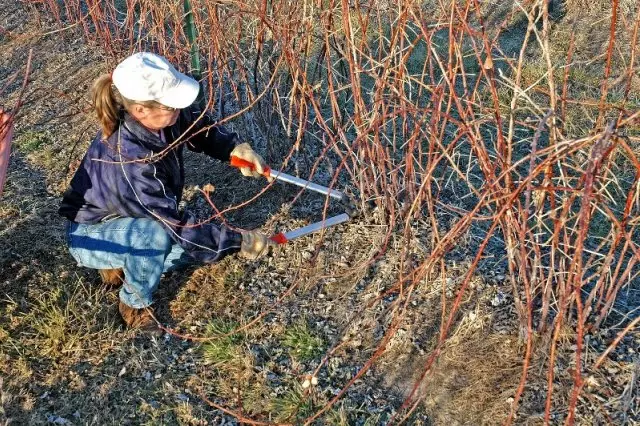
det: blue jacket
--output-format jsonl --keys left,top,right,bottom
{"left": 59, "top": 107, "right": 243, "bottom": 263}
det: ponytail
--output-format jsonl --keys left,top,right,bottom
{"left": 92, "top": 74, "right": 120, "bottom": 139}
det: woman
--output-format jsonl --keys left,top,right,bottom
{"left": 59, "top": 52, "right": 272, "bottom": 332}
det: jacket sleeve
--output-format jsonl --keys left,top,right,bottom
{"left": 119, "top": 158, "right": 243, "bottom": 263}
{"left": 182, "top": 106, "right": 238, "bottom": 161}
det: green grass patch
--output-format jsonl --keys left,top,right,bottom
{"left": 269, "top": 385, "right": 314, "bottom": 423}
{"left": 281, "top": 320, "right": 324, "bottom": 362}
{"left": 12, "top": 130, "right": 65, "bottom": 180}
{"left": 14, "top": 131, "right": 51, "bottom": 154}
{"left": 201, "top": 319, "right": 251, "bottom": 373}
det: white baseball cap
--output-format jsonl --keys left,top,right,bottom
{"left": 112, "top": 52, "right": 199, "bottom": 109}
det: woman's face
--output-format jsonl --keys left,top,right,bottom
{"left": 131, "top": 104, "right": 180, "bottom": 132}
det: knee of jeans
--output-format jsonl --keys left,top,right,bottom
{"left": 133, "top": 219, "right": 173, "bottom": 251}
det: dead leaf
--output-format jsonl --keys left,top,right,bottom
{"left": 483, "top": 55, "right": 494, "bottom": 70}
{"left": 584, "top": 375, "right": 599, "bottom": 388}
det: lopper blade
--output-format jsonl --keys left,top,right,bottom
{"left": 230, "top": 156, "right": 346, "bottom": 200}
{"left": 270, "top": 213, "right": 350, "bottom": 244}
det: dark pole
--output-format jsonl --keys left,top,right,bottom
{"left": 183, "top": 0, "right": 204, "bottom": 107}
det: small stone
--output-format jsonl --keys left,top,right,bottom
{"left": 491, "top": 291, "right": 506, "bottom": 306}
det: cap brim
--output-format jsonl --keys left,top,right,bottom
{"left": 157, "top": 72, "right": 200, "bottom": 109}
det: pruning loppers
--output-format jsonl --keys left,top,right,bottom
{"left": 230, "top": 156, "right": 357, "bottom": 244}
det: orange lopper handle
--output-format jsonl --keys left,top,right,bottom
{"left": 269, "top": 233, "right": 288, "bottom": 244}
{"left": 230, "top": 155, "right": 271, "bottom": 177}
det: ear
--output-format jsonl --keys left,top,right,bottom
{"left": 132, "top": 104, "right": 149, "bottom": 118}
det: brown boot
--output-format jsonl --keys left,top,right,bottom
{"left": 99, "top": 269, "right": 124, "bottom": 288}
{"left": 118, "top": 302, "right": 161, "bottom": 335}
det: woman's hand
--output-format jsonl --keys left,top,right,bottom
{"left": 240, "top": 231, "right": 275, "bottom": 260}
{"left": 230, "top": 142, "right": 272, "bottom": 180}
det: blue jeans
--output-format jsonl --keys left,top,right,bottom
{"left": 66, "top": 217, "right": 193, "bottom": 308}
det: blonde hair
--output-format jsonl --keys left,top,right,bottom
{"left": 91, "top": 74, "right": 164, "bottom": 139}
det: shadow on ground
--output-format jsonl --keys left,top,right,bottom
{"left": 0, "top": 152, "right": 249, "bottom": 424}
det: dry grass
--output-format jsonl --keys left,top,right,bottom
{"left": 421, "top": 331, "right": 524, "bottom": 424}
{"left": 169, "top": 259, "right": 250, "bottom": 323}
